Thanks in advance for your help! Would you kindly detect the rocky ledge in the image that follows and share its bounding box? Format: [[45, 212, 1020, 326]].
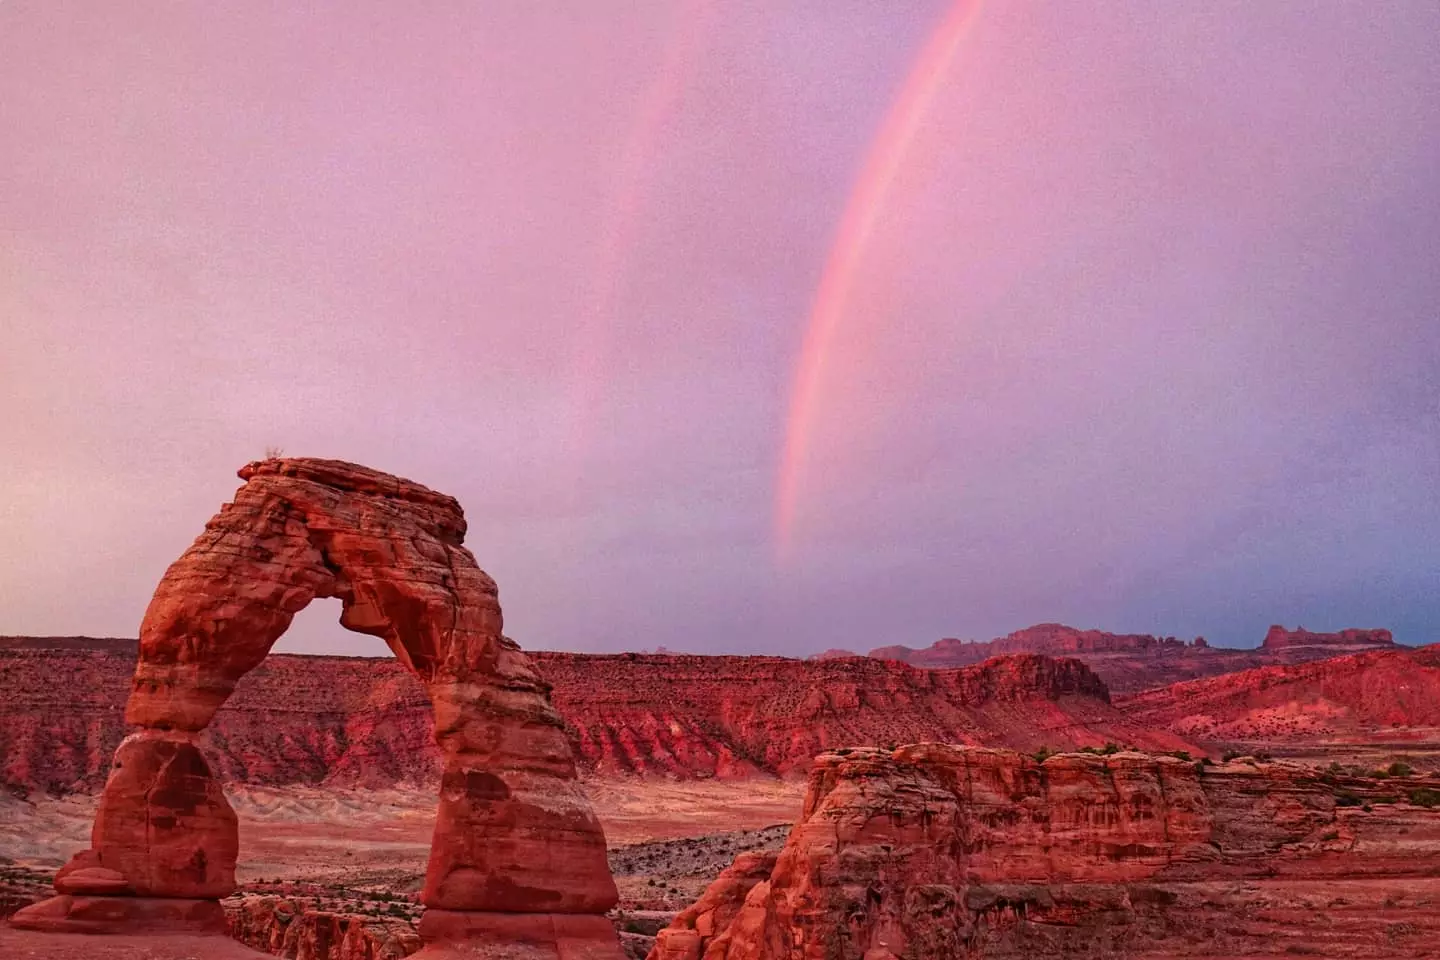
[[649, 744, 1440, 959]]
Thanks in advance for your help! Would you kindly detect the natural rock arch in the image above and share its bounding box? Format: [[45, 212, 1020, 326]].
[[13, 458, 622, 957]]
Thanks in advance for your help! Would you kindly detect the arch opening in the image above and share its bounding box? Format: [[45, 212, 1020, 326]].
[[270, 597, 391, 658]]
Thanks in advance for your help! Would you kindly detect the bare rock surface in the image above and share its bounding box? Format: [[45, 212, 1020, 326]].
[[870, 622, 1406, 694], [649, 744, 1440, 959], [8, 458, 620, 957], [1261, 625, 1395, 651], [0, 642, 1190, 794], [1120, 645, 1440, 746]]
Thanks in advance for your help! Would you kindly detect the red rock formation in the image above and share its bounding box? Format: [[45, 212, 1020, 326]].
[[227, 895, 422, 959], [870, 622, 1405, 694], [649, 745, 1440, 959], [1120, 644, 1440, 744], [0, 643, 1194, 794], [648, 852, 778, 960], [9, 458, 621, 958], [1260, 624, 1394, 650]]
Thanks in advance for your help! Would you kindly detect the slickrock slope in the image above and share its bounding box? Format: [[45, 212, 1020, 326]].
[[871, 622, 1405, 694], [1120, 644, 1440, 745], [650, 745, 1440, 959], [0, 642, 1190, 793]]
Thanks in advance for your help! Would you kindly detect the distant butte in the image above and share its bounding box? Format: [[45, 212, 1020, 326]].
[[865, 621, 1403, 693]]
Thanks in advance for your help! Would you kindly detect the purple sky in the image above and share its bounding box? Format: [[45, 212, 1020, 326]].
[[2, 2, 1437, 657]]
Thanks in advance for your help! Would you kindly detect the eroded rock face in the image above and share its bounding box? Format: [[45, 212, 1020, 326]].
[[57, 730, 239, 898], [1119, 645, 1440, 744], [1261, 624, 1394, 650], [0, 644, 1196, 793], [227, 895, 422, 960], [647, 745, 1440, 960], [10, 458, 620, 954], [868, 622, 1404, 694], [649, 852, 778, 960]]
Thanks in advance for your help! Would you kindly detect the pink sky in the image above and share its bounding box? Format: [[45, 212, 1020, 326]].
[[2, 2, 1437, 655]]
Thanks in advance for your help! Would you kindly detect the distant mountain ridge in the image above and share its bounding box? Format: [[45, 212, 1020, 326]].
[[1119, 643, 1440, 744], [0, 638, 1192, 794], [859, 622, 1400, 693]]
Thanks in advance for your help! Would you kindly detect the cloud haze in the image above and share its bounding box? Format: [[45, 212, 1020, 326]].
[[2, 1, 1436, 656]]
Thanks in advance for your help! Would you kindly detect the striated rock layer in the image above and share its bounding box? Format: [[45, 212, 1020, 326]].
[[868, 622, 1405, 694], [227, 895, 422, 960], [1260, 624, 1395, 651], [1119, 644, 1440, 744], [0, 642, 1193, 794], [8, 458, 621, 958], [650, 744, 1440, 959]]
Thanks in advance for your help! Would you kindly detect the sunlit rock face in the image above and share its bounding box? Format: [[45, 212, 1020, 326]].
[[11, 458, 621, 957], [649, 744, 1440, 960], [1260, 624, 1394, 651]]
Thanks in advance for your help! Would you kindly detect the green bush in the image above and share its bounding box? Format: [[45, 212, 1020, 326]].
[[1387, 761, 1414, 778], [1335, 792, 1363, 807], [1408, 788, 1440, 808]]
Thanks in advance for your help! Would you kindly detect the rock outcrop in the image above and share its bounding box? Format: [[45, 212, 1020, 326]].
[[0, 643, 1193, 794], [1120, 644, 1440, 744], [9, 458, 622, 958], [1260, 624, 1395, 651], [227, 895, 422, 960], [649, 744, 1440, 959], [870, 622, 1405, 694]]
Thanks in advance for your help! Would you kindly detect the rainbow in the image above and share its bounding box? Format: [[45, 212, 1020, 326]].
[[774, 0, 984, 558], [560, 0, 716, 473]]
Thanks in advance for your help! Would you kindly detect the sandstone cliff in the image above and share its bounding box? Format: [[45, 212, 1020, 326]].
[[649, 745, 1440, 959], [0, 641, 1188, 793], [1261, 624, 1395, 651], [226, 895, 421, 959], [870, 622, 1404, 694], [1120, 644, 1440, 744]]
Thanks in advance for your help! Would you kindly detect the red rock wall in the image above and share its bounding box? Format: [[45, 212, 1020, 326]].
[[650, 745, 1440, 959], [1261, 624, 1395, 650], [227, 895, 421, 959], [1119, 644, 1440, 742], [870, 622, 1404, 694], [0, 643, 1190, 793]]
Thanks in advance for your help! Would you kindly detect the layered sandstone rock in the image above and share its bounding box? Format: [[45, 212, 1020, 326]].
[[9, 458, 620, 957], [227, 895, 422, 959], [1119, 644, 1440, 744], [649, 852, 778, 960], [649, 745, 1440, 959], [0, 642, 1191, 795], [870, 623, 1404, 694], [1260, 624, 1395, 651]]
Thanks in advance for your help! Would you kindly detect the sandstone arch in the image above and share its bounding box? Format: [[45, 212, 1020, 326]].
[[13, 458, 622, 957]]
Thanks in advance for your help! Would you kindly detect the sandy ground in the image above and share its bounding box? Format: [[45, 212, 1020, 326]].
[[0, 930, 270, 959], [1, 777, 805, 893]]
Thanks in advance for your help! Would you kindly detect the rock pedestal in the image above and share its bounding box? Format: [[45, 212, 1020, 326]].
[[10, 458, 622, 957]]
